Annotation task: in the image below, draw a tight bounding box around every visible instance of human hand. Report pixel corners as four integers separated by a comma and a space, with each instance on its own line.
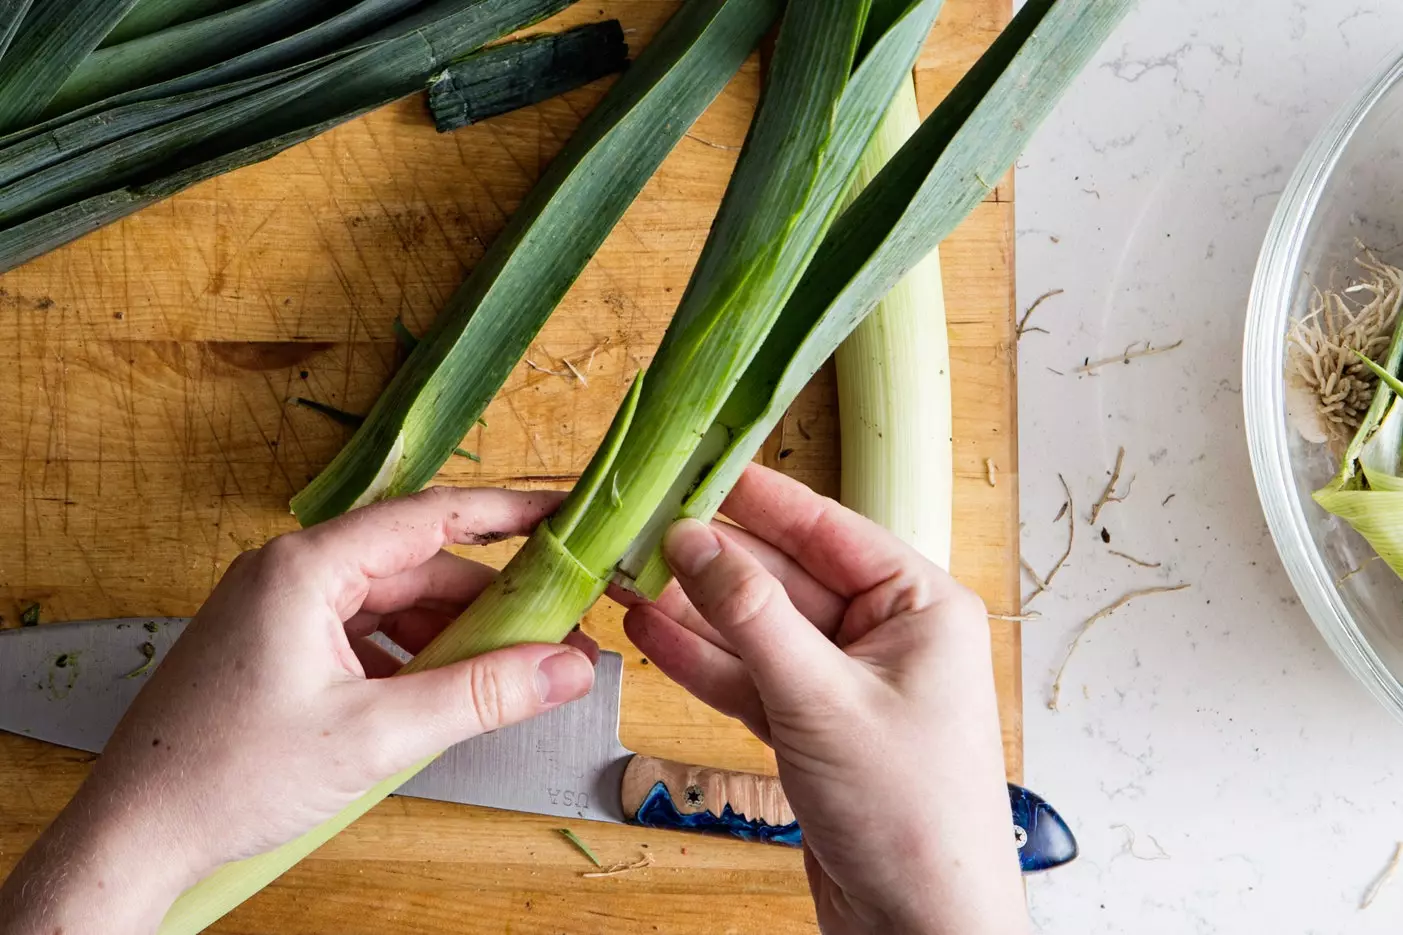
621, 465, 1027, 935
0, 486, 598, 935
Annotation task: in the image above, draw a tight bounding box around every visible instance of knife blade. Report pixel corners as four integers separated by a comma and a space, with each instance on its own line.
0, 618, 1078, 871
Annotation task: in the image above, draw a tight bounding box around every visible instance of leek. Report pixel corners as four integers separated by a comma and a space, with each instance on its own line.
156, 0, 1130, 928
834, 74, 952, 567
104, 0, 245, 47
0, 0, 143, 133
0, 0, 32, 65
288, 0, 782, 526
51, 0, 348, 114
427, 20, 629, 133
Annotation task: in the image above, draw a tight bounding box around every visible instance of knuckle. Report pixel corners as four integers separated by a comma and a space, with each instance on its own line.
464, 664, 516, 732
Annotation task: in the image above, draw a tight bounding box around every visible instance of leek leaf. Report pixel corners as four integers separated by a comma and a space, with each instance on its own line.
105, 0, 244, 46
0, 0, 144, 133
567, 0, 947, 576
626, 0, 1137, 592
289, 0, 783, 526
427, 20, 629, 133
0, 0, 32, 65
52, 0, 348, 114
10, 0, 431, 139
0, 57, 337, 190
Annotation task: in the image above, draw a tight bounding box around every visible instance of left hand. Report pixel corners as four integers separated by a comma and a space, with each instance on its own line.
0, 486, 598, 935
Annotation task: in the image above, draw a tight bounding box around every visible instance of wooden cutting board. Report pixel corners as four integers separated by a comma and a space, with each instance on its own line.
0, 2, 1018, 932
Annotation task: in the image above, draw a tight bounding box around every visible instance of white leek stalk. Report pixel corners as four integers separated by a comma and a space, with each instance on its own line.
835, 73, 952, 567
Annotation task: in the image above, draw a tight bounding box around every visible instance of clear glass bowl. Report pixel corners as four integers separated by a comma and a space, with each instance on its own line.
1246, 50, 1403, 720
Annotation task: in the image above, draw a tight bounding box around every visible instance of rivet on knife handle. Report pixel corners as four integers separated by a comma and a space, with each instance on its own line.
620, 755, 802, 846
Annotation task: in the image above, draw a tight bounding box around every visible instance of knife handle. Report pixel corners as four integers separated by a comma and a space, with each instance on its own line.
620, 756, 1079, 873
620, 755, 801, 846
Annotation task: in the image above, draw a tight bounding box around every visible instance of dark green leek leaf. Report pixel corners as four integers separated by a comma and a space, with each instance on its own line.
20, 0, 430, 133
0, 0, 144, 133
104, 0, 246, 47
0, 108, 356, 272
0, 57, 338, 190
625, 0, 1137, 593
0, 0, 573, 229
52, 0, 348, 114
0, 0, 33, 65
290, 0, 783, 527
428, 20, 628, 133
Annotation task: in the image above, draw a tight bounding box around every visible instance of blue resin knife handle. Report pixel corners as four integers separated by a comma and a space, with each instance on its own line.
619, 756, 1078, 872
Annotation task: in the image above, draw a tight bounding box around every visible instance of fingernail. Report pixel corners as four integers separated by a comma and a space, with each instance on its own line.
663, 519, 721, 577
535, 650, 595, 705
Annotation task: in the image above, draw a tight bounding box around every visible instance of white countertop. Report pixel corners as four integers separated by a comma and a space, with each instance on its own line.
1018, 2, 1403, 931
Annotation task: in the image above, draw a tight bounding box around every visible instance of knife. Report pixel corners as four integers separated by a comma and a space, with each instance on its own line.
0, 618, 1078, 871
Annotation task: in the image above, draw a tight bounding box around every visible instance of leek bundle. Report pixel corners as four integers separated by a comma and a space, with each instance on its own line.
0, 0, 640, 272
161, 0, 1131, 930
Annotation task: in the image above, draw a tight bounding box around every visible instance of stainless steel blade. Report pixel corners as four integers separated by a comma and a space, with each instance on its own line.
0, 617, 188, 752
397, 651, 632, 824
1, 619, 632, 824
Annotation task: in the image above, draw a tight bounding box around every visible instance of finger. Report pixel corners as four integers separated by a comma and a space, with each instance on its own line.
377, 607, 460, 656
720, 464, 938, 598
662, 519, 848, 705
361, 550, 500, 615
351, 637, 402, 680
609, 524, 847, 655
623, 606, 768, 741
356, 644, 596, 770
563, 627, 600, 664
286, 485, 564, 586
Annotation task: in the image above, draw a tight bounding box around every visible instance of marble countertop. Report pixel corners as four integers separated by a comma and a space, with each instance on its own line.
1017, 2, 1403, 931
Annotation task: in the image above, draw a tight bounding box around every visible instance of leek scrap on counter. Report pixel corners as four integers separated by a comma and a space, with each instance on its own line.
428, 20, 629, 133
159, 1, 1130, 931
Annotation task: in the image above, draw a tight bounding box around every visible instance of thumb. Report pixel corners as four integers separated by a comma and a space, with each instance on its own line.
663, 519, 847, 706
364, 644, 596, 767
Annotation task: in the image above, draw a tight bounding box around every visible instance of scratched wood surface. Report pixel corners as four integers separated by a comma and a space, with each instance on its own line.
0, 2, 1018, 932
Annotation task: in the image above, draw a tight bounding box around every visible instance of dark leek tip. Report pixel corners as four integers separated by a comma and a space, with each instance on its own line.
293, 397, 365, 429
428, 20, 630, 134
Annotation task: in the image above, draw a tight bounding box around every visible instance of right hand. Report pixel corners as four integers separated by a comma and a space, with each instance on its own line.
620, 465, 1028, 935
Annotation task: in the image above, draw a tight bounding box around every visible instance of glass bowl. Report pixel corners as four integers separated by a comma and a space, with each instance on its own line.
1245, 50, 1403, 720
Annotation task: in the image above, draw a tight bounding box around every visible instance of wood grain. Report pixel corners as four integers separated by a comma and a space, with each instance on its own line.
621, 755, 796, 826
0, 1, 1018, 932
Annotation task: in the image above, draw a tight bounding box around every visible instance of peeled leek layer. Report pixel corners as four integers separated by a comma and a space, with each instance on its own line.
159, 0, 1132, 929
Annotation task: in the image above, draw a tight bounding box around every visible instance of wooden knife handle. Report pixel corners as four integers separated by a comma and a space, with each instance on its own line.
619, 755, 802, 846
620, 756, 1081, 872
